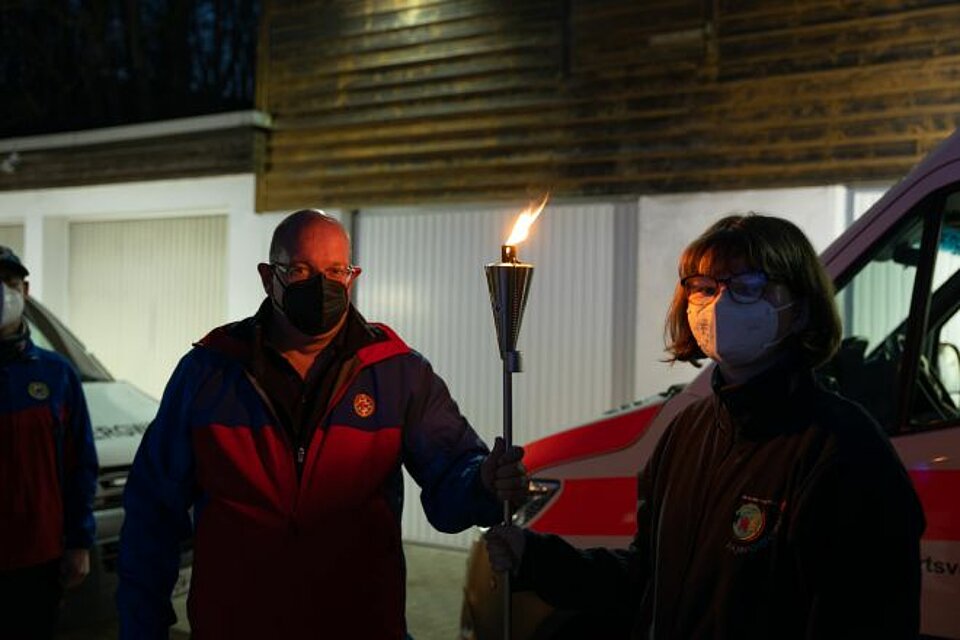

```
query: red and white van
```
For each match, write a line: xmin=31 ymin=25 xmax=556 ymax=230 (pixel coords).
xmin=461 ymin=129 xmax=960 ymax=640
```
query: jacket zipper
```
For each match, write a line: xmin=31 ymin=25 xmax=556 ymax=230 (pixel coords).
xmin=294 ymin=396 xmax=308 ymax=479
xmin=244 ymin=363 xmax=366 ymax=487
xmin=669 ymin=420 xmax=737 ymax=635
xmin=244 ymin=372 xmax=301 ymax=493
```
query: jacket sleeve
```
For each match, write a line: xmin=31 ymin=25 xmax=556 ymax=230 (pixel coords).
xmin=512 ymin=437 xmax=659 ymax=620
xmin=515 ymin=533 xmax=637 ymax=618
xmin=61 ymin=362 xmax=98 ymax=550
xmin=792 ymin=431 xmax=924 ymax=639
xmin=401 ymin=355 xmax=501 ymax=533
xmin=117 ymin=354 xmax=199 ymax=640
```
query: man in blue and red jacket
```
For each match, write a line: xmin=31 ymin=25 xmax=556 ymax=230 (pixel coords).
xmin=0 ymin=246 xmax=98 ymax=639
xmin=118 ymin=209 xmax=528 ymax=639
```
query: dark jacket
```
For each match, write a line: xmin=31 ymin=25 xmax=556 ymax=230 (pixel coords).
xmin=117 ymin=306 xmax=501 ymax=640
xmin=518 ymin=362 xmax=925 ymax=639
xmin=0 ymin=337 xmax=98 ymax=570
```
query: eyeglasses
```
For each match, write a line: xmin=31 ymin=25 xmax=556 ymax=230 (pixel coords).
xmin=271 ymin=262 xmax=361 ymax=284
xmin=681 ymin=271 xmax=769 ymax=305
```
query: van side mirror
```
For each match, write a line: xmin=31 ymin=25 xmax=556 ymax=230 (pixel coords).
xmin=936 ymin=342 xmax=960 ymax=405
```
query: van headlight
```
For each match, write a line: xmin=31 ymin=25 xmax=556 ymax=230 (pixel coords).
xmin=93 ymin=467 xmax=130 ymax=511
xmin=512 ymin=479 xmax=560 ymax=527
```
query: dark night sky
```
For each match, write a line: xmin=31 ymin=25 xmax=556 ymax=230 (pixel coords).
xmin=0 ymin=0 xmax=261 ymax=138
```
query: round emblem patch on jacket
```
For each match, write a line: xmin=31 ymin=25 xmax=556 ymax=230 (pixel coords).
xmin=732 ymin=502 xmax=766 ymax=542
xmin=353 ymin=393 xmax=375 ymax=418
xmin=28 ymin=382 xmax=50 ymax=400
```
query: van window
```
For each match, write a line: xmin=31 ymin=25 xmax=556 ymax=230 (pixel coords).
xmin=825 ymin=189 xmax=960 ymax=433
xmin=23 ymin=298 xmax=112 ymax=383
xmin=840 ymin=216 xmax=922 ymax=352
xmin=918 ymin=203 xmax=960 ymax=424
xmin=827 ymin=215 xmax=923 ymax=432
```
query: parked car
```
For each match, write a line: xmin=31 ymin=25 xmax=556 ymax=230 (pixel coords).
xmin=20 ymin=296 xmax=190 ymax=629
xmin=460 ymin=129 xmax=960 ymax=640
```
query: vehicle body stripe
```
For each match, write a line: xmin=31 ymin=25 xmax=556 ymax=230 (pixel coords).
xmin=910 ymin=469 xmax=960 ymax=541
xmin=523 ymin=404 xmax=660 ymax=474
xmin=530 ymin=477 xmax=636 ymax=537
xmin=531 ymin=472 xmax=960 ymax=542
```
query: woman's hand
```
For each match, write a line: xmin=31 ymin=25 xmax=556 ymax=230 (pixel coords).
xmin=484 ymin=524 xmax=527 ymax=573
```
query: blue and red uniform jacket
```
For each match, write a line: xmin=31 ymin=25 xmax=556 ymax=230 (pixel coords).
xmin=0 ymin=339 xmax=98 ymax=570
xmin=117 ymin=312 xmax=501 ymax=639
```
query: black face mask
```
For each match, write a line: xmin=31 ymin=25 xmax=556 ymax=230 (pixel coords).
xmin=276 ymin=274 xmax=348 ymax=336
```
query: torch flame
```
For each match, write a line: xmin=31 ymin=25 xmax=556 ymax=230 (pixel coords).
xmin=505 ymin=194 xmax=549 ymax=246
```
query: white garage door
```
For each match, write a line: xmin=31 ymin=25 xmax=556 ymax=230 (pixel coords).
xmin=0 ymin=224 xmax=24 ymax=257
xmin=356 ymin=203 xmax=617 ymax=548
xmin=69 ymin=216 xmax=227 ymax=400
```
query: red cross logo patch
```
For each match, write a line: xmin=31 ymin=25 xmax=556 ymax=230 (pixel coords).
xmin=732 ymin=502 xmax=766 ymax=543
xmin=353 ymin=393 xmax=375 ymax=418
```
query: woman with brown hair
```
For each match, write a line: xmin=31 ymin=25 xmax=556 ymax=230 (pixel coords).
xmin=486 ymin=214 xmax=924 ymax=639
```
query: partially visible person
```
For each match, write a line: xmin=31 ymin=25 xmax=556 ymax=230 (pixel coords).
xmin=118 ymin=210 xmax=527 ymax=639
xmin=487 ymin=214 xmax=925 ymax=639
xmin=0 ymin=246 xmax=98 ymax=640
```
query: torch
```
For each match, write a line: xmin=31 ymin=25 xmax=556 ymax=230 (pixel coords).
xmin=485 ymin=195 xmax=547 ymax=640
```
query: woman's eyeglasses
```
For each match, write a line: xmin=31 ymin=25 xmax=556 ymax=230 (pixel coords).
xmin=681 ymin=271 xmax=769 ymax=305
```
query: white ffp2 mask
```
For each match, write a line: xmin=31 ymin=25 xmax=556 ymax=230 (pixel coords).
xmin=0 ymin=282 xmax=24 ymax=330
xmin=687 ymin=292 xmax=793 ymax=367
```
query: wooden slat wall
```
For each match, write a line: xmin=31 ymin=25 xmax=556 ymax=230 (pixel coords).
xmin=0 ymin=128 xmax=265 ymax=191
xmin=257 ymin=0 xmax=960 ymax=210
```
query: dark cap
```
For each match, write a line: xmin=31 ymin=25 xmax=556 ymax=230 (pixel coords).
xmin=0 ymin=245 xmax=28 ymax=278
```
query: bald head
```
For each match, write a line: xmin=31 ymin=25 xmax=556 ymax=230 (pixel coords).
xmin=259 ymin=209 xmax=357 ymax=348
xmin=270 ymin=209 xmax=350 ymax=263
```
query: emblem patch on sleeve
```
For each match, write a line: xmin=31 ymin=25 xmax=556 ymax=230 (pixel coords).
xmin=28 ymin=381 xmax=50 ymax=400
xmin=353 ymin=393 xmax=375 ymax=418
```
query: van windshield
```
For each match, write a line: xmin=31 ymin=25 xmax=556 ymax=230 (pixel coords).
xmin=828 ymin=189 xmax=960 ymax=433
xmin=24 ymin=298 xmax=113 ymax=383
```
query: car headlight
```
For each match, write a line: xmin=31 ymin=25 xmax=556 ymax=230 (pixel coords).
xmin=512 ymin=478 xmax=560 ymax=527
xmin=93 ymin=467 xmax=129 ymax=510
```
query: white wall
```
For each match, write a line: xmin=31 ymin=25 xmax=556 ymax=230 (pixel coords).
xmin=0 ymin=174 xmax=291 ymax=397
xmin=69 ymin=216 xmax=228 ymax=399
xmin=0 ymin=174 xmax=289 ymax=323
xmin=355 ymin=202 xmax=617 ymax=546
xmin=0 ymin=224 xmax=24 ymax=256
xmin=632 ymin=186 xmax=850 ymax=399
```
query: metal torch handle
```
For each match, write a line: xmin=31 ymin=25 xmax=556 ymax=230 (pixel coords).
xmin=502 ymin=360 xmax=513 ymax=640
xmin=501 ymin=351 xmax=520 ymax=640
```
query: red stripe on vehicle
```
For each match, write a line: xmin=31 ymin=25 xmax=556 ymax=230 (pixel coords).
xmin=910 ymin=469 xmax=960 ymax=541
xmin=523 ymin=404 xmax=662 ymax=474
xmin=530 ymin=477 xmax=636 ymax=536
xmin=531 ymin=470 xmax=960 ymax=541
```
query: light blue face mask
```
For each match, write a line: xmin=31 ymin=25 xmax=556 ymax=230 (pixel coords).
xmin=0 ymin=281 xmax=24 ymax=330
xmin=687 ymin=291 xmax=794 ymax=367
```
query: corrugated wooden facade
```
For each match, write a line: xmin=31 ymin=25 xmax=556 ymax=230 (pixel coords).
xmin=258 ymin=0 xmax=960 ymax=210
xmin=0 ymin=127 xmax=265 ymax=192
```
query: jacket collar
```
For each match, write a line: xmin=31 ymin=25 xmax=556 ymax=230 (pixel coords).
xmin=711 ymin=352 xmax=818 ymax=440
xmin=0 ymin=322 xmax=33 ymax=365
xmin=195 ymin=300 xmax=407 ymax=368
